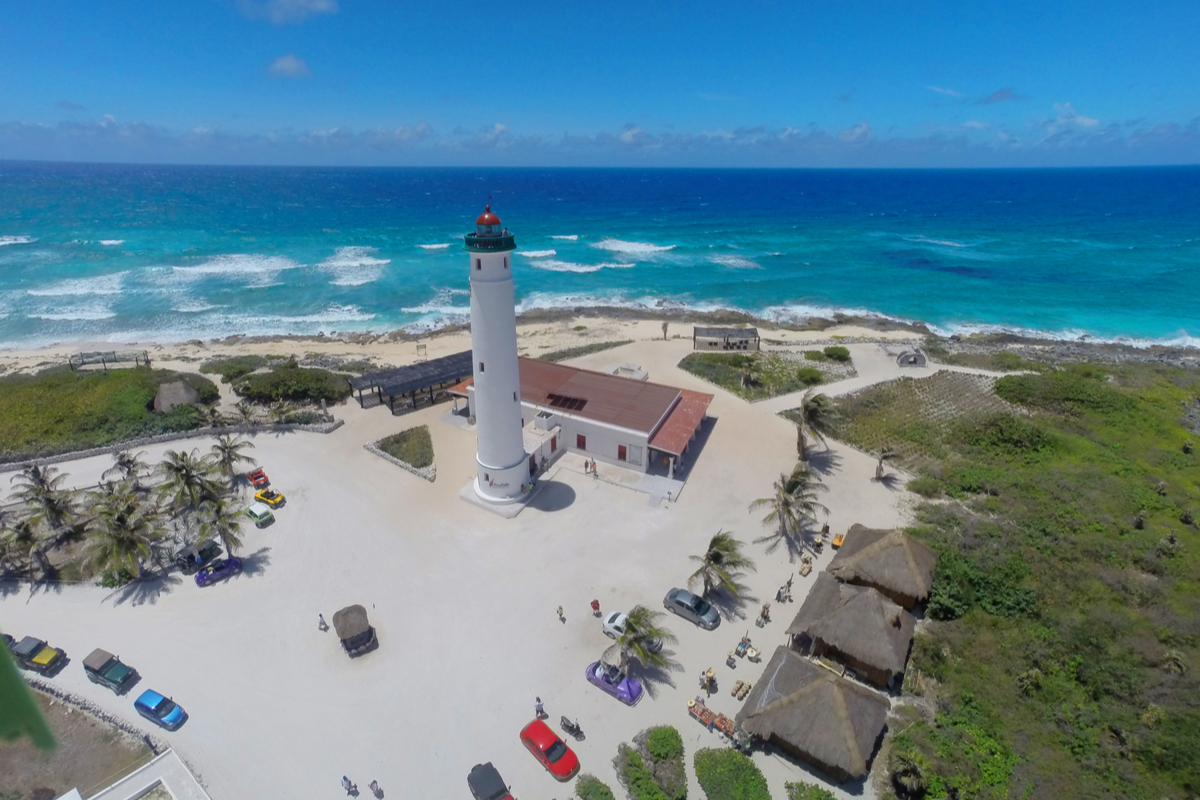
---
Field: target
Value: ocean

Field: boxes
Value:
[1,163,1197,347]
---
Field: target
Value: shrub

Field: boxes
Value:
[234,364,351,403]
[615,745,669,800]
[576,774,617,800]
[786,783,836,800]
[907,476,943,497]
[98,567,135,588]
[796,367,824,386]
[377,425,434,469]
[954,413,1054,457]
[995,365,1132,415]
[646,725,684,762]
[693,748,770,800]
[803,350,827,361]
[200,354,271,383]
[823,345,851,362]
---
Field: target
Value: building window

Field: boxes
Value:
[484,473,490,482]
[479,362,485,373]
[551,435,557,451]
[513,391,518,402]
[504,257,508,269]
[618,445,628,462]
[577,434,586,450]
[475,259,481,270]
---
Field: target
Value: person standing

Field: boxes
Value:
[556,605,564,622]
[590,599,601,616]
[535,697,545,718]
[318,614,328,631]
[369,780,381,795]
[342,775,355,793]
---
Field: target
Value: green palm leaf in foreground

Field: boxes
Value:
[688,529,756,598]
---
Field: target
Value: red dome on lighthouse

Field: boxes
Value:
[476,205,501,226]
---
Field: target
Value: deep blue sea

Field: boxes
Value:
[1,163,1197,347]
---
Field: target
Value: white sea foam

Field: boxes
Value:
[172,300,220,313]
[549,235,579,241]
[319,246,390,286]
[29,301,118,321]
[401,287,471,316]
[710,254,761,269]
[99,239,125,246]
[590,238,675,255]
[27,271,128,297]
[904,235,972,248]
[528,260,632,274]
[516,249,556,258]
[171,254,301,288]
[0,235,37,247]
[418,243,452,250]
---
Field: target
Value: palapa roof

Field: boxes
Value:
[332,605,371,639]
[734,646,889,779]
[786,572,915,677]
[826,525,937,606]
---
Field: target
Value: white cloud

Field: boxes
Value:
[238,0,338,24]
[838,121,872,144]
[1052,102,1099,128]
[926,85,961,97]
[269,55,311,78]
[963,120,988,130]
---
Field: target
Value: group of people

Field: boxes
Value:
[341,776,381,796]
[583,457,598,476]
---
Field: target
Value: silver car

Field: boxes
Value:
[663,588,720,630]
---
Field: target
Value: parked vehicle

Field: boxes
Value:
[10,636,66,673]
[172,540,222,574]
[601,611,663,653]
[254,488,285,508]
[663,588,721,630]
[585,660,643,705]
[134,689,187,730]
[467,762,514,800]
[333,604,377,657]
[83,648,137,694]
[519,718,579,781]
[245,503,275,528]
[247,468,269,488]
[194,557,243,587]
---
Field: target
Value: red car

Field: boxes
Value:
[519,719,579,781]
[247,468,269,488]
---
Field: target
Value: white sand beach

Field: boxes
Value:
[0,326,1005,799]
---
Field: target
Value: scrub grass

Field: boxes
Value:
[376,425,434,469]
[539,339,634,363]
[0,366,218,460]
[680,352,835,401]
[828,362,1200,799]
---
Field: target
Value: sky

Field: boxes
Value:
[1,0,1198,167]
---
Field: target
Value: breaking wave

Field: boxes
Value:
[549,235,579,241]
[28,301,118,321]
[27,272,129,297]
[710,254,761,269]
[0,235,37,246]
[516,249,556,258]
[418,243,452,250]
[99,240,126,246]
[590,238,675,255]
[527,260,632,274]
[319,246,390,286]
[171,254,301,288]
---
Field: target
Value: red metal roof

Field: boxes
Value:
[448,377,474,396]
[476,205,501,225]
[648,389,713,455]
[517,358,680,433]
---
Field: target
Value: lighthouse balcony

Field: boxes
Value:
[464,232,516,252]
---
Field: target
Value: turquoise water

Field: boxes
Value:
[0,163,1197,346]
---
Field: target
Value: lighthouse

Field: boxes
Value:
[466,205,528,503]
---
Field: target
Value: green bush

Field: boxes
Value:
[795,367,824,386]
[234,364,351,403]
[786,783,836,800]
[616,745,669,800]
[576,774,617,800]
[693,748,770,800]
[822,345,851,362]
[995,365,1132,415]
[954,413,1054,457]
[199,354,284,383]
[803,350,827,361]
[0,367,216,460]
[907,476,943,497]
[646,725,684,761]
[98,567,135,588]
[377,425,434,469]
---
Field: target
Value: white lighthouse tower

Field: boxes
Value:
[466,205,528,503]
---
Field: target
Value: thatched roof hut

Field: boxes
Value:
[786,572,915,688]
[826,525,937,608]
[734,646,889,782]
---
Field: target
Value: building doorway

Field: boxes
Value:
[617,445,627,462]
[576,434,586,450]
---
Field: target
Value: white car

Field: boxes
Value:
[602,611,663,653]
[245,502,275,528]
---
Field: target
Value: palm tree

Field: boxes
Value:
[269,401,293,424]
[749,467,829,560]
[82,480,164,577]
[102,450,151,491]
[874,448,897,481]
[201,405,228,428]
[689,530,756,598]
[603,605,678,671]
[0,516,43,575]
[209,435,257,482]
[10,465,78,574]
[156,449,222,513]
[793,390,836,461]
[236,402,257,425]
[198,495,245,556]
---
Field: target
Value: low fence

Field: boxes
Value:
[364,438,436,482]
[68,350,151,370]
[0,419,344,471]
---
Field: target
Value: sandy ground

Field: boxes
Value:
[0,330,1002,800]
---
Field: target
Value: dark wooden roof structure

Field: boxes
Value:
[350,350,474,411]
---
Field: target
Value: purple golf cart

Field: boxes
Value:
[585,661,643,706]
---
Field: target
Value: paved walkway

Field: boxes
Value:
[88,750,212,800]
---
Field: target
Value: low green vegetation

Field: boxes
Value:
[822,345,850,362]
[679,352,825,400]
[693,748,770,800]
[614,726,686,800]
[576,774,617,800]
[199,354,285,382]
[232,361,351,403]
[0,366,219,460]
[921,339,1050,372]
[803,350,827,361]
[377,425,434,469]
[539,339,633,363]
[785,783,836,800]
[615,746,669,800]
[829,362,1200,799]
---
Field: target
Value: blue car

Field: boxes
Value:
[194,557,243,587]
[134,689,187,730]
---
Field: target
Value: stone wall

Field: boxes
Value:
[27,677,170,754]
[0,420,344,471]
[364,439,436,482]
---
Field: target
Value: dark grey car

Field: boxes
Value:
[663,588,720,630]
